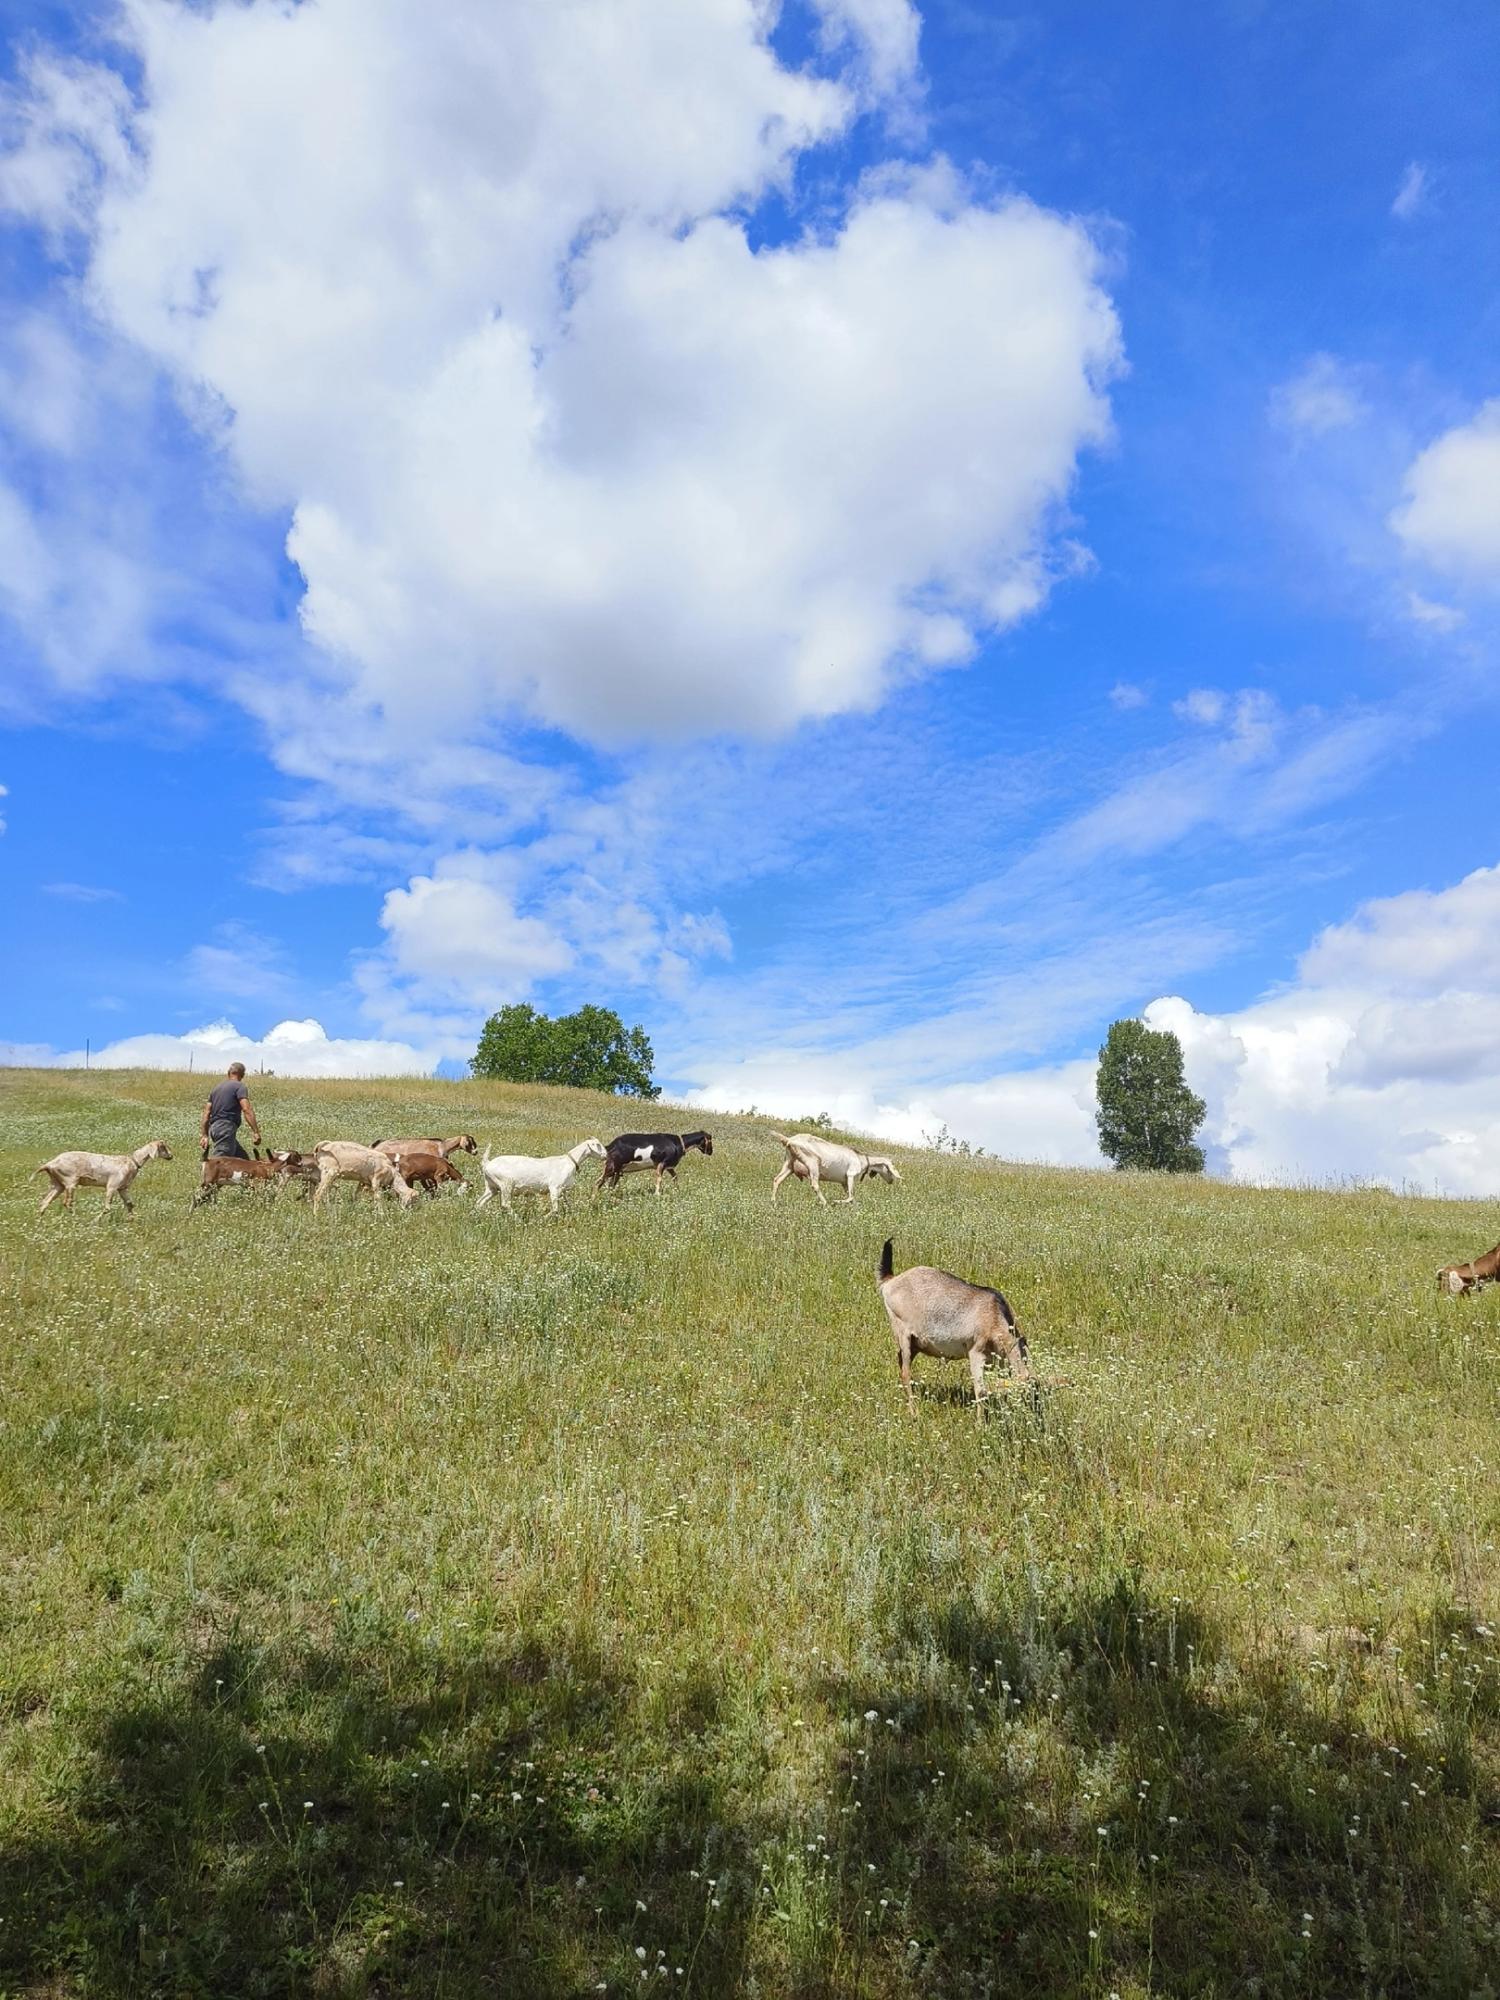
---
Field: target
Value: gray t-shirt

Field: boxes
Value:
[207,1078,248,1128]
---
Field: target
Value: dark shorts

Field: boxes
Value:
[207,1120,250,1160]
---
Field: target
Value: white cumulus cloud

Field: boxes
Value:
[686,1049,1103,1165]
[1391,400,1500,584]
[0,0,1120,756]
[1149,863,1500,1192]
[49,1017,438,1078]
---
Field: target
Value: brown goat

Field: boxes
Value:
[1437,1241,1500,1297]
[197,1152,308,1208]
[383,1147,468,1196]
[193,1150,313,1206]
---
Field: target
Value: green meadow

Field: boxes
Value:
[2,1065,1498,1997]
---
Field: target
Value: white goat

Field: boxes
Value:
[877,1238,1029,1418]
[312,1140,416,1211]
[476,1138,606,1215]
[771,1132,901,1206]
[36,1141,173,1216]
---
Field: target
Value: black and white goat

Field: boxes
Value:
[597,1130,713,1196]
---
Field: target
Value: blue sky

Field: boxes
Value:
[2,0,1498,1187]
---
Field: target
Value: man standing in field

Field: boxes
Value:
[200,1061,263,1160]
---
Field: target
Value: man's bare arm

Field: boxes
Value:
[240,1090,263,1143]
[200,1097,213,1151]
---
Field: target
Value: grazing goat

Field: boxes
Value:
[372,1134,477,1162]
[1437,1241,1500,1297]
[877,1238,1028,1418]
[193,1149,311,1206]
[597,1130,712,1197]
[312,1141,416,1211]
[477,1138,606,1214]
[384,1147,468,1196]
[36,1141,172,1216]
[771,1131,901,1206]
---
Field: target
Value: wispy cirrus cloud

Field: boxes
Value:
[1391,160,1429,221]
[42,880,124,903]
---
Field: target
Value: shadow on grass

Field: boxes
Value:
[815,1574,1500,1996]
[3,1582,1497,1997]
[1,1629,754,1999]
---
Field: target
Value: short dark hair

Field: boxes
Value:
[227,1062,247,1079]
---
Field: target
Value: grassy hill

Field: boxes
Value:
[3,1065,1498,1996]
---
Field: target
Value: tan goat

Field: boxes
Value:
[36,1141,173,1216]
[372,1135,477,1161]
[312,1141,416,1211]
[877,1238,1029,1418]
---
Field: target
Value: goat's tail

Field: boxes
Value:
[879,1238,895,1282]
[482,1143,492,1166]
[771,1132,794,1149]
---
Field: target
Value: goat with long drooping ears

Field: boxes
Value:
[312,1141,416,1211]
[383,1147,469,1196]
[1437,1241,1500,1296]
[477,1138,606,1215]
[193,1149,312,1206]
[877,1238,1029,1418]
[36,1142,173,1216]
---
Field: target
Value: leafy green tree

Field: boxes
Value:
[470,1003,660,1098]
[1095,1017,1206,1172]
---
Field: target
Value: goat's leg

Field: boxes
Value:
[968,1347,988,1417]
[653,1164,664,1198]
[806,1163,827,1207]
[841,1168,858,1204]
[771,1161,793,1202]
[37,1171,65,1216]
[898,1343,916,1410]
[474,1183,493,1211]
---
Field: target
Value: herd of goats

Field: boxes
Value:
[30,1124,1030,1411]
[28,1120,1500,1414]
[34,1125,901,1213]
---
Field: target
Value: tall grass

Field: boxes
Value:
[2,1066,1498,1996]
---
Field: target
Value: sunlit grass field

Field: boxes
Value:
[3,1064,1499,1997]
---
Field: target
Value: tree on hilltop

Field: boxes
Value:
[1095,1017,1206,1172]
[470,1003,660,1098]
